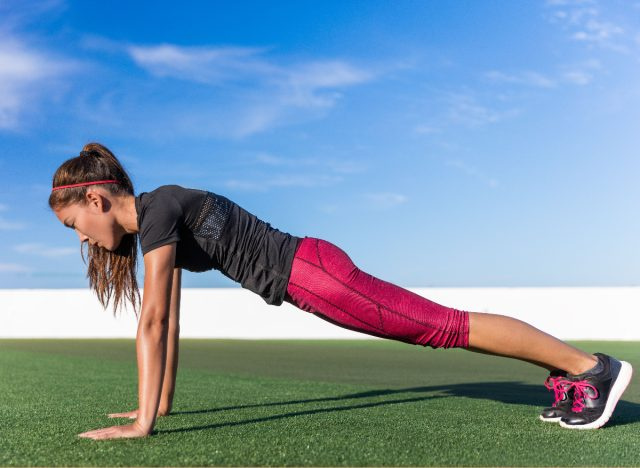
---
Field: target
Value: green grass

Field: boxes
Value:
[1,339,639,466]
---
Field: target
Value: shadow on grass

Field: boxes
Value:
[160,381,640,434]
[160,393,448,434]
[604,400,640,428]
[172,381,547,417]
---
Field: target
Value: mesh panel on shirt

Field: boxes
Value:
[193,193,231,240]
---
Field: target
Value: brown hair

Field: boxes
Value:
[48,142,141,316]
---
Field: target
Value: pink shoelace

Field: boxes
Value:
[544,375,572,407]
[566,380,599,412]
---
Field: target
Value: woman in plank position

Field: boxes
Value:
[49,143,632,439]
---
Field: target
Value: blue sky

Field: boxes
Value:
[1,0,639,289]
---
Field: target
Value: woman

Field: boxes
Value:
[49,143,632,439]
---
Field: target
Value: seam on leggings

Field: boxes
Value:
[315,238,325,270]
[293,256,465,336]
[376,304,385,331]
[311,309,398,342]
[289,281,385,332]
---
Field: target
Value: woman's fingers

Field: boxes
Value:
[107,409,138,419]
[78,427,118,440]
[78,423,148,440]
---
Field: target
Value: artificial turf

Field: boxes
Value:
[0,339,639,466]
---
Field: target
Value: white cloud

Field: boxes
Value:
[125,43,373,137]
[22,35,376,140]
[0,203,7,212]
[127,44,275,85]
[572,19,624,44]
[0,2,76,131]
[282,61,371,108]
[546,0,630,53]
[364,192,408,209]
[0,36,76,130]
[14,243,77,257]
[486,60,601,89]
[0,263,31,273]
[127,44,371,94]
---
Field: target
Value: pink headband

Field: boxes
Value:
[51,180,120,191]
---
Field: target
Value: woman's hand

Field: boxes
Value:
[78,421,150,440]
[108,406,171,419]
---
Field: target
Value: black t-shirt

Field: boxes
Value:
[134,185,301,306]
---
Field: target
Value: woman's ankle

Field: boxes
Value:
[567,354,599,375]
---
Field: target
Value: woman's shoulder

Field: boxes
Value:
[145,184,206,201]
[145,185,220,221]
[147,184,230,200]
[151,184,189,194]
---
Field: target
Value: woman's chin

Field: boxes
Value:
[99,242,112,252]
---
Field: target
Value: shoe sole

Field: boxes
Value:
[559,360,633,430]
[539,415,562,423]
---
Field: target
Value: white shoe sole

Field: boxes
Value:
[559,360,633,430]
[539,415,562,423]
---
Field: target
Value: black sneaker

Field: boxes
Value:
[559,353,633,430]
[539,369,573,423]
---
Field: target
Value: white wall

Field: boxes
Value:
[1,287,638,340]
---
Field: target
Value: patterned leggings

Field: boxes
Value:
[284,237,470,349]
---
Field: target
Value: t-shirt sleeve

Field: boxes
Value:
[138,190,183,255]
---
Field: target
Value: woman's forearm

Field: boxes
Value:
[135,315,169,433]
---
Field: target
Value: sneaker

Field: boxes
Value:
[539,369,573,423]
[559,353,633,430]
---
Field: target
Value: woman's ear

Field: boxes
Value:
[85,190,110,212]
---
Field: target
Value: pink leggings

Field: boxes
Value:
[284,237,470,349]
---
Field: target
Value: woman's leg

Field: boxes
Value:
[285,237,596,374]
[284,237,632,430]
[468,313,597,374]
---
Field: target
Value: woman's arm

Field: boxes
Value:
[108,267,182,419]
[79,243,176,440]
[158,267,181,415]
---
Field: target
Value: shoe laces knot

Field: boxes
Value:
[567,380,599,412]
[544,375,572,407]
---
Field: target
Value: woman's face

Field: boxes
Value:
[53,190,122,251]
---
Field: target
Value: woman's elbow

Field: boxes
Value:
[138,311,170,334]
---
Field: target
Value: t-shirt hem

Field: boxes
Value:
[267,235,302,306]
